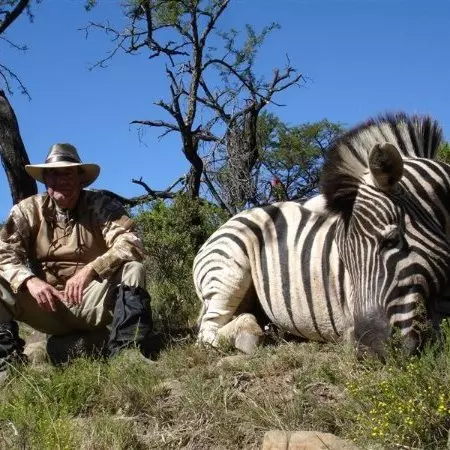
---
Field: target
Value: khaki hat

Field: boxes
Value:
[25,143,100,187]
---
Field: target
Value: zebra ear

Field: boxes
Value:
[368,143,404,190]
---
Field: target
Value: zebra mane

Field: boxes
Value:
[320,112,443,215]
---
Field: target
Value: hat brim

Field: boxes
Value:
[25,162,100,187]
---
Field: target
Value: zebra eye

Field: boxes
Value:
[380,229,403,251]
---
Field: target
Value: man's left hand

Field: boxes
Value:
[64,265,96,305]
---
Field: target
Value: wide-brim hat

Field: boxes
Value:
[25,143,100,187]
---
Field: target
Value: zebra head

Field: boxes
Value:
[321,115,450,357]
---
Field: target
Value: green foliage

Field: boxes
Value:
[0,360,103,448]
[256,112,343,202]
[133,194,228,331]
[343,344,450,448]
[216,21,281,89]
[152,0,184,26]
[437,141,450,164]
[84,0,97,11]
[0,353,163,449]
[233,23,280,68]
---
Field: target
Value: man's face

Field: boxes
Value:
[44,167,82,209]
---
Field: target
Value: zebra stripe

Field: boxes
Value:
[195,113,450,357]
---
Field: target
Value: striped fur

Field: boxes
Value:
[194,113,450,357]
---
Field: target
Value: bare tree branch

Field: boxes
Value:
[0,0,30,35]
[132,177,157,196]
[95,190,174,206]
[0,0,34,97]
[0,34,26,51]
[86,0,304,208]
[201,169,234,214]
[130,119,180,132]
[0,63,29,97]
[199,0,229,46]
[95,176,188,206]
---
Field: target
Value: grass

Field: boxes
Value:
[0,330,450,449]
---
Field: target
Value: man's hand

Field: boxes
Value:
[64,265,96,306]
[26,277,64,312]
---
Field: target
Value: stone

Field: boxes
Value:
[24,340,48,364]
[262,430,360,450]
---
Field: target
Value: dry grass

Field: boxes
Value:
[0,330,449,449]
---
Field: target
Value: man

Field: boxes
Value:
[0,143,153,371]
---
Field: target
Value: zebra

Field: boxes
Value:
[193,113,450,358]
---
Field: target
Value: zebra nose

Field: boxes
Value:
[400,329,422,356]
[353,308,390,360]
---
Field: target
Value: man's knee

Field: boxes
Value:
[120,261,145,287]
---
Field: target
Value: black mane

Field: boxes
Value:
[320,112,443,214]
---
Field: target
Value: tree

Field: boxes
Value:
[0,90,37,204]
[253,113,343,204]
[0,0,36,97]
[437,142,450,165]
[85,0,303,212]
[0,1,38,204]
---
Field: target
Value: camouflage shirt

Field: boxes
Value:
[0,190,143,293]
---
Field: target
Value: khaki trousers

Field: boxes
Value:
[0,261,145,336]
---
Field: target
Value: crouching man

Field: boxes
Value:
[0,143,153,372]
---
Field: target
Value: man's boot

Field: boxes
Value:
[47,328,110,365]
[108,284,154,358]
[0,321,26,378]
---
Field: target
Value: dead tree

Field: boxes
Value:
[222,104,259,210]
[84,0,302,211]
[0,90,36,204]
[0,1,39,204]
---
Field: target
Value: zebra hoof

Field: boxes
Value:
[235,332,262,354]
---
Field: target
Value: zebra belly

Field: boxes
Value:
[246,203,351,342]
[253,272,349,342]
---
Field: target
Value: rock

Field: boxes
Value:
[24,340,48,364]
[24,329,46,345]
[24,330,48,364]
[262,430,360,450]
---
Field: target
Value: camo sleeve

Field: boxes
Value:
[0,204,35,293]
[87,195,144,280]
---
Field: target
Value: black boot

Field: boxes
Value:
[0,321,26,371]
[108,284,154,358]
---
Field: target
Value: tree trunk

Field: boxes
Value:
[185,160,202,198]
[225,106,259,209]
[182,136,203,198]
[0,90,37,205]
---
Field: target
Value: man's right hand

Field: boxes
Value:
[25,277,64,312]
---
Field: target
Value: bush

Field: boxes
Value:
[134,195,228,332]
[340,325,450,448]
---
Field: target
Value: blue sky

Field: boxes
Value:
[1,0,449,220]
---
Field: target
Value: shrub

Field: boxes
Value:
[133,195,228,332]
[340,324,450,448]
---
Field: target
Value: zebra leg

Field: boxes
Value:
[217,313,264,354]
[196,256,264,351]
[198,288,260,350]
